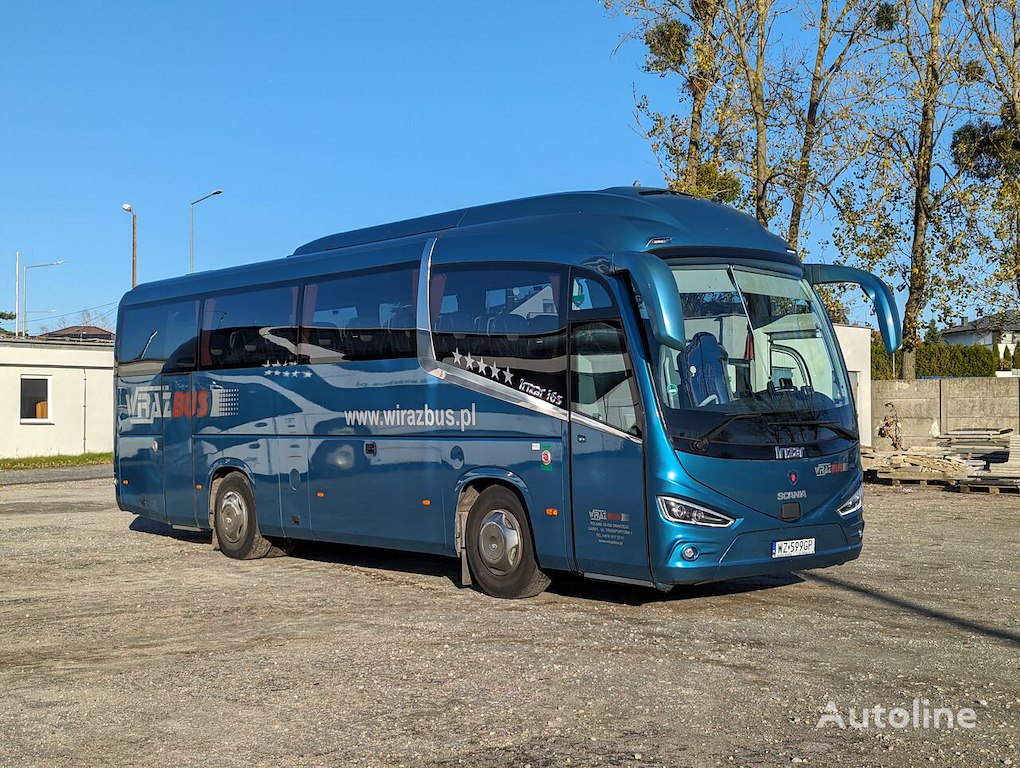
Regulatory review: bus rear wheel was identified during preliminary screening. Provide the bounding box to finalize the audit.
[466,486,550,599]
[214,473,283,560]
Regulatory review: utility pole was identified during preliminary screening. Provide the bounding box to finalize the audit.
[14,251,19,337]
[122,204,137,288]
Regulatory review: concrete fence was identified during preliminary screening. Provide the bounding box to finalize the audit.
[872,378,1020,449]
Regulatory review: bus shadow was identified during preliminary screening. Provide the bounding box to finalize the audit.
[129,515,212,543]
[125,516,804,604]
[547,571,804,606]
[292,542,463,584]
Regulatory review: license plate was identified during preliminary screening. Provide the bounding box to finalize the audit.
[772,537,815,558]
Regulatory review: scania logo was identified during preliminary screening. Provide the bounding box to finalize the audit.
[788,471,798,485]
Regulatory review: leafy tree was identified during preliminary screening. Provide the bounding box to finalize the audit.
[614,0,743,201]
[834,0,981,379]
[952,110,1020,305]
[610,0,883,248]
[0,310,14,337]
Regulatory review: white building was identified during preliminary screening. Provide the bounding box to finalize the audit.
[942,311,1019,358]
[833,324,872,447]
[0,338,114,459]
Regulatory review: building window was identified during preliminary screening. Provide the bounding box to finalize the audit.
[21,377,51,422]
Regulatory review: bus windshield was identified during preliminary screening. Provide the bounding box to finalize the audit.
[651,265,856,458]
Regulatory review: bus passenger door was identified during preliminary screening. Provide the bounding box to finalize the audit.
[163,374,197,527]
[569,319,650,582]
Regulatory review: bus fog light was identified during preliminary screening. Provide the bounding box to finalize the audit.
[681,545,699,561]
[658,496,735,528]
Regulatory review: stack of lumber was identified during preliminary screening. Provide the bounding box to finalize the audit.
[935,428,1012,460]
[862,449,976,480]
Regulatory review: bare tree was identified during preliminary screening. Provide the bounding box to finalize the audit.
[781,0,886,251]
[77,307,114,331]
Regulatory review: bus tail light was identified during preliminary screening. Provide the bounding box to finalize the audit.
[836,485,863,517]
[657,497,735,528]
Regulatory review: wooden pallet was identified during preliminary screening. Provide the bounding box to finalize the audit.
[868,470,963,487]
[957,479,1020,494]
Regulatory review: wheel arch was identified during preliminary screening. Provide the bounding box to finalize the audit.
[205,459,256,530]
[452,467,537,585]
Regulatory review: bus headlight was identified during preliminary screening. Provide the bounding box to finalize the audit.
[658,497,735,528]
[836,485,863,517]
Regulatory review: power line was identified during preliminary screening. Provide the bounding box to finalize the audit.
[18,301,120,331]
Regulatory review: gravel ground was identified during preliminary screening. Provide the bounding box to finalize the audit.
[0,478,1016,768]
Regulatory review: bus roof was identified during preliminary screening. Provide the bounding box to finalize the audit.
[121,186,799,308]
[293,186,794,261]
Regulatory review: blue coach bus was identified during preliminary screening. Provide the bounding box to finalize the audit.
[115,187,900,598]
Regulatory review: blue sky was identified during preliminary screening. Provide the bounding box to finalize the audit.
[0,2,841,335]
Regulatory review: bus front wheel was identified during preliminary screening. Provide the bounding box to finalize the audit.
[466,486,550,599]
[214,473,282,560]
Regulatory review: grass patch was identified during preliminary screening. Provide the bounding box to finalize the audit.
[0,452,114,471]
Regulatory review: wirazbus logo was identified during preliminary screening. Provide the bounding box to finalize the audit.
[123,386,238,424]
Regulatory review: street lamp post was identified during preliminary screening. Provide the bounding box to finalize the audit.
[23,260,67,337]
[189,189,223,273]
[121,204,137,288]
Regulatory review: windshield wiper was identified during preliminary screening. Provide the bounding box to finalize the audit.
[691,413,770,452]
[772,419,859,441]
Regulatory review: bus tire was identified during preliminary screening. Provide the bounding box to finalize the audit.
[466,486,550,599]
[213,473,278,560]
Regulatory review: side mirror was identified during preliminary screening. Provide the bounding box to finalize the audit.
[804,263,902,354]
[610,252,686,350]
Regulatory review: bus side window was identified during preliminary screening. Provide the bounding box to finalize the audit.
[302,265,416,363]
[430,265,568,405]
[570,321,642,438]
[200,285,298,370]
[117,300,200,376]
[567,271,642,437]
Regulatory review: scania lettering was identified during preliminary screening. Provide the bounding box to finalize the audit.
[114,187,901,598]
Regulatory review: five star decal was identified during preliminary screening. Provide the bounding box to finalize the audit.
[262,365,313,378]
[451,348,513,384]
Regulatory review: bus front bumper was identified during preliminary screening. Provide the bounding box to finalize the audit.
[653,520,864,586]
